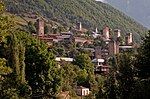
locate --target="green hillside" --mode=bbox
[3,0,148,42]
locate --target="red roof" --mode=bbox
[76,86,88,89]
[40,37,53,40]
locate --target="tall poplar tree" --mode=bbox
[10,33,20,81]
[19,41,26,84]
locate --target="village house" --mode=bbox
[60,31,73,35]
[92,58,111,73]
[55,57,74,68]
[34,18,134,74]
[55,57,74,62]
[73,37,86,43]
[76,86,90,96]
[96,65,111,73]
[56,35,74,42]
[92,46,111,73]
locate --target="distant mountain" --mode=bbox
[4,0,148,42]
[98,0,150,29]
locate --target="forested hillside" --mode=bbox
[3,0,148,42]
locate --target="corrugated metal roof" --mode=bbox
[55,57,73,62]
[92,58,105,63]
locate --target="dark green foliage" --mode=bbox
[19,41,26,84]
[10,33,20,81]
[135,31,150,79]
[129,79,150,99]
[3,0,148,42]
[28,21,36,33]
[0,3,61,98]
[60,62,78,96]
[116,53,136,99]
[44,25,49,34]
[94,36,107,48]
[105,73,119,99]
[0,58,12,75]
[74,54,94,74]
[130,30,150,99]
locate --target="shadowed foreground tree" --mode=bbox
[135,31,150,79]
[105,53,136,99]
[131,31,150,99]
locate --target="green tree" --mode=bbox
[76,69,88,86]
[19,41,26,84]
[130,31,150,99]
[105,72,119,99]
[28,21,36,33]
[10,33,20,81]
[60,61,78,97]
[135,31,150,79]
[74,54,94,74]
[116,53,136,99]
[24,37,60,98]
[44,25,50,34]
[95,75,107,99]
[105,53,136,99]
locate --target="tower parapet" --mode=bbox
[103,26,110,40]
[125,33,132,45]
[114,29,121,38]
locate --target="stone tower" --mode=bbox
[95,27,98,33]
[114,29,121,38]
[126,33,132,45]
[103,26,110,40]
[108,40,119,56]
[95,46,102,59]
[78,22,82,31]
[37,17,44,36]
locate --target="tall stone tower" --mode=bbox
[78,22,82,31]
[108,40,119,56]
[114,29,121,38]
[37,17,44,36]
[95,46,102,59]
[126,33,132,45]
[103,26,110,40]
[95,27,98,33]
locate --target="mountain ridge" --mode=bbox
[99,0,150,29]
